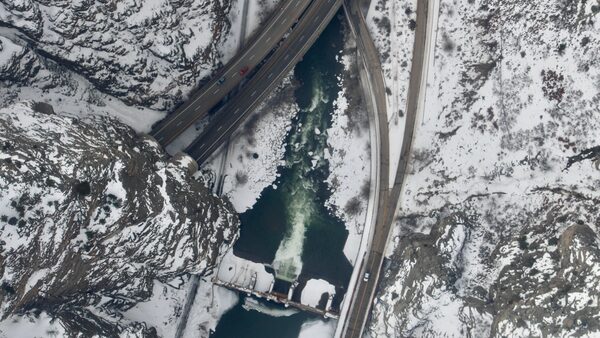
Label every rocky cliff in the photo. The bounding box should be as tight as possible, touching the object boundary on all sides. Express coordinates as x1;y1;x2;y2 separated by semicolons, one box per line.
0;101;238;336
0;0;236;130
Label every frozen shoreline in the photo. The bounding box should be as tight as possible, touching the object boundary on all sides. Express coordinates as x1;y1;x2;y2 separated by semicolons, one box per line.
325;34;372;266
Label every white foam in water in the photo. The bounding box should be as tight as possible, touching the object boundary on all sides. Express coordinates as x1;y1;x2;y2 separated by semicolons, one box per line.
242;297;299;317
307;83;325;111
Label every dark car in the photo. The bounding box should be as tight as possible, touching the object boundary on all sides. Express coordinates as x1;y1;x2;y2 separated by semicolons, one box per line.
217;76;226;85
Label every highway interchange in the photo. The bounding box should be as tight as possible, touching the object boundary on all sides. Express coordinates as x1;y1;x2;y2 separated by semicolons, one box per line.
150;0;430;337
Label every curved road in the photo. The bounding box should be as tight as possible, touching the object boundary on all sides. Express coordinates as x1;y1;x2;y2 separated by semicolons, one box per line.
341;0;430;336
149;0;429;335
150;0;314;145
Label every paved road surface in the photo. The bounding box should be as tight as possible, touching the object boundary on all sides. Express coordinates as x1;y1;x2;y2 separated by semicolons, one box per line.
185;0;344;164
150;0;313;145
341;0;429;336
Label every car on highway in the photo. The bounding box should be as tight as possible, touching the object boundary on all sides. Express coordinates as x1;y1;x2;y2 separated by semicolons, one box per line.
217;76;226;85
239;65;250;76
363;272;370;282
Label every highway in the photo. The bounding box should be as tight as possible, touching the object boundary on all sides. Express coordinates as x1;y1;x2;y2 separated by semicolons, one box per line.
150;0;314;145
150;0;428;334
185;0;344;164
337;0;389;336
340;0;430;336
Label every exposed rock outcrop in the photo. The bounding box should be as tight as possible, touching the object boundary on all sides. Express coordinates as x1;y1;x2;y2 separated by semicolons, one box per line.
0;102;238;336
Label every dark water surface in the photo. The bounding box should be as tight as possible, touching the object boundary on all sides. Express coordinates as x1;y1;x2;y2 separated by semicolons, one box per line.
211;12;350;338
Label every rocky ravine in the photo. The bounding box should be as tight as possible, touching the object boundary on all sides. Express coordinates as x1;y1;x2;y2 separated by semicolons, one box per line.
0;0;234;128
0;102;238;336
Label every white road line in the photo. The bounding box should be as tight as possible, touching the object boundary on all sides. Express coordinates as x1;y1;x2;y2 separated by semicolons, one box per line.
194;0;344;160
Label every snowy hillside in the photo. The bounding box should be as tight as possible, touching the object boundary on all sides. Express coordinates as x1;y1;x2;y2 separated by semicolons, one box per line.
369;0;600;336
0;102;238;336
0;0;239;131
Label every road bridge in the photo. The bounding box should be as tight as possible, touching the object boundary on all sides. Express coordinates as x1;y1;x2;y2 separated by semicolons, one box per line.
185;0;344;164
150;0;314;145
339;0;434;336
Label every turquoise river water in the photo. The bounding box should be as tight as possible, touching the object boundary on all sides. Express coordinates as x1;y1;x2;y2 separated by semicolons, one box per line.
211;11;352;338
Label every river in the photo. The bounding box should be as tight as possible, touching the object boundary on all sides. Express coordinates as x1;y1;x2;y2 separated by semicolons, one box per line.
211;11;351;338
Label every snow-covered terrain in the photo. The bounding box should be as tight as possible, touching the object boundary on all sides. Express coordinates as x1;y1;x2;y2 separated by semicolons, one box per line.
366;0;417;184
300;279;336;308
298;319;337;338
0;0;242;131
0;102;238;336
368;0;600;336
0;311;70;338
124;276;239;338
0;0;370;336
212;75;299;212
325;31;372;265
